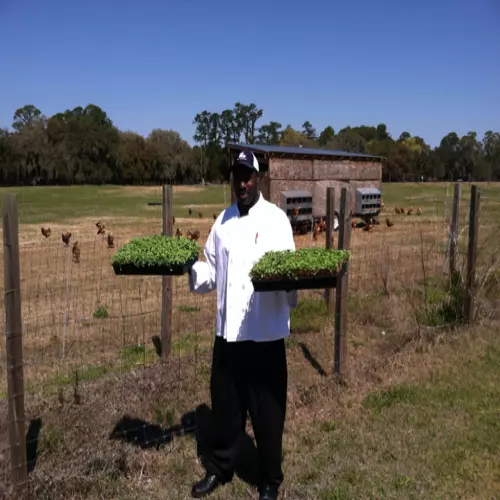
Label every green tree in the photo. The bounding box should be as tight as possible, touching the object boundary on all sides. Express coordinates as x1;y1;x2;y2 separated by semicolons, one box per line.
279;126;316;147
483;131;500;179
318;126;335;146
301;121;316;140
257;121;282;145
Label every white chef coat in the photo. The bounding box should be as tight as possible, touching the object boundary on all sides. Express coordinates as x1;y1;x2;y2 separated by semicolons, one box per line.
189;193;298;342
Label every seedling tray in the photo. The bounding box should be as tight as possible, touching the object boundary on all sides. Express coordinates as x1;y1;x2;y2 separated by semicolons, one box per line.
252;274;338;292
113;256;198;276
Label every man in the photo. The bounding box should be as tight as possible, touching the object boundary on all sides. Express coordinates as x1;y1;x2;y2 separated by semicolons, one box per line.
188;150;298;500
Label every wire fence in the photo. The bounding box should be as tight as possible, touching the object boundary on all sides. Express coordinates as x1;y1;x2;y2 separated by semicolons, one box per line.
0;213;453;395
0;231;218;397
0;185;496;496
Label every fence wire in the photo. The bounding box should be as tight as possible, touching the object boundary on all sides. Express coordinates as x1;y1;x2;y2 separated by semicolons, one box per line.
1;200;492;495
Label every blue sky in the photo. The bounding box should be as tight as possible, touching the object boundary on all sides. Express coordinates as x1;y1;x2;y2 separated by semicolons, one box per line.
1;0;499;147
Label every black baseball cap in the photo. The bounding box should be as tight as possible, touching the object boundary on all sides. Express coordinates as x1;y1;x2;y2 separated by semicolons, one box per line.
232;150;260;172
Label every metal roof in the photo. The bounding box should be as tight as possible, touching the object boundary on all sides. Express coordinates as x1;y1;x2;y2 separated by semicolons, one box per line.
280;190;313;198
356;187;381;195
228;143;384;161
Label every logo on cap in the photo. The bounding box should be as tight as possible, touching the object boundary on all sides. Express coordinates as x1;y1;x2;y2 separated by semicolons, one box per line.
238;152;247;161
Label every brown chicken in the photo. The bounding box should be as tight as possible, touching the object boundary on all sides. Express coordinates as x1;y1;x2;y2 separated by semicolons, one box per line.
72;241;80;263
407;208;413;215
175;227;182;238
198;211;203;218
107;233;114;249
363;223;373;232
41;227;51;238
416;207;422;216
319;218;327;232
395;207;401;214
292;207;300;217
96;220;104;229
187;229;200;241
62;232;71;246
386;217;394;227
97;225;106;235
313;223;320;240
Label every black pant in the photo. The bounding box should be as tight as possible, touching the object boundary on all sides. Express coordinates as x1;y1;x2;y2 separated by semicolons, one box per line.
204;336;288;487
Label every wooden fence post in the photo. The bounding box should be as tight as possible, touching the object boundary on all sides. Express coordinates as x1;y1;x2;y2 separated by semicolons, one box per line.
464;185;480;324
161;185;173;360
325;187;336;313
3;194;27;489
334;188;351;381
449;183;461;277
230;172;236;205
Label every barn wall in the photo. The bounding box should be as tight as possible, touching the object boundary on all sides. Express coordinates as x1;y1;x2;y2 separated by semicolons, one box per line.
269;156;383;216
260;171;271;201
348;161;381;181
269;180;316;207
269;179;384;215
311;180;354;216
312;160;350;180
269;158;313;180
269;157;382;182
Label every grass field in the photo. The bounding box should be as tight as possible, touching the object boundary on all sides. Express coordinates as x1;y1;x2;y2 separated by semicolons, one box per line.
0;182;499;499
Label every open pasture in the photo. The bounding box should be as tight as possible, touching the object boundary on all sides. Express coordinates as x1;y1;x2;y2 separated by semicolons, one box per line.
0;181;498;391
0;182;499;499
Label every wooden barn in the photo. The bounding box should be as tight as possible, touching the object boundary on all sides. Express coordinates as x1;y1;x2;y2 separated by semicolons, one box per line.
228;143;384;219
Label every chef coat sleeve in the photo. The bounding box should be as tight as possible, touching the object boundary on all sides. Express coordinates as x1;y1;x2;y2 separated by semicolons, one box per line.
188;224;217;294
278;211;299;309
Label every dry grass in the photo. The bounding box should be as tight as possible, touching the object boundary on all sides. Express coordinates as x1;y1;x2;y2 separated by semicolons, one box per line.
0;182;499;499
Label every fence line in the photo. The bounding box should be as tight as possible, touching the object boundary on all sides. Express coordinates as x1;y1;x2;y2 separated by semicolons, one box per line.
0;183;487;492
3;194;27;489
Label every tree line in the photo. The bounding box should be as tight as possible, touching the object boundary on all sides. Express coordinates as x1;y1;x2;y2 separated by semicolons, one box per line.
1;102;499;186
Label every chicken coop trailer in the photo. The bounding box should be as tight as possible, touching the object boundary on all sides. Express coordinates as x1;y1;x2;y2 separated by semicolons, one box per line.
228;143;384;227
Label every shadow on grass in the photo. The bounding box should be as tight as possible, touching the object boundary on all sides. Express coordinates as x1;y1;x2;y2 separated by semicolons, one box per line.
109;403;260;487
298;342;327;377
26;417;43;475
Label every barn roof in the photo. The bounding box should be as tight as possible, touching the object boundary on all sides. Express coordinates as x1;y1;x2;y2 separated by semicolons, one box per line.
228;143;384;161
357;187;382;195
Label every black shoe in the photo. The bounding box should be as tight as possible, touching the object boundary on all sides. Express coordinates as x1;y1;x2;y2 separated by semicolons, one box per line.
259;484;279;500
191;473;221;498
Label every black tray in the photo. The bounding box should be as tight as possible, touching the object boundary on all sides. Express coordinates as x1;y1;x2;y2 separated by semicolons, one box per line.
252;275;338;292
113;256;198;276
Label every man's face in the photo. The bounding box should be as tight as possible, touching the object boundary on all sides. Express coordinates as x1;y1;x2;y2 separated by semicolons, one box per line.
232;165;259;206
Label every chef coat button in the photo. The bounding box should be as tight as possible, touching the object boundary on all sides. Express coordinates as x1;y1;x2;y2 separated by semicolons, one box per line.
241;284;245;290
